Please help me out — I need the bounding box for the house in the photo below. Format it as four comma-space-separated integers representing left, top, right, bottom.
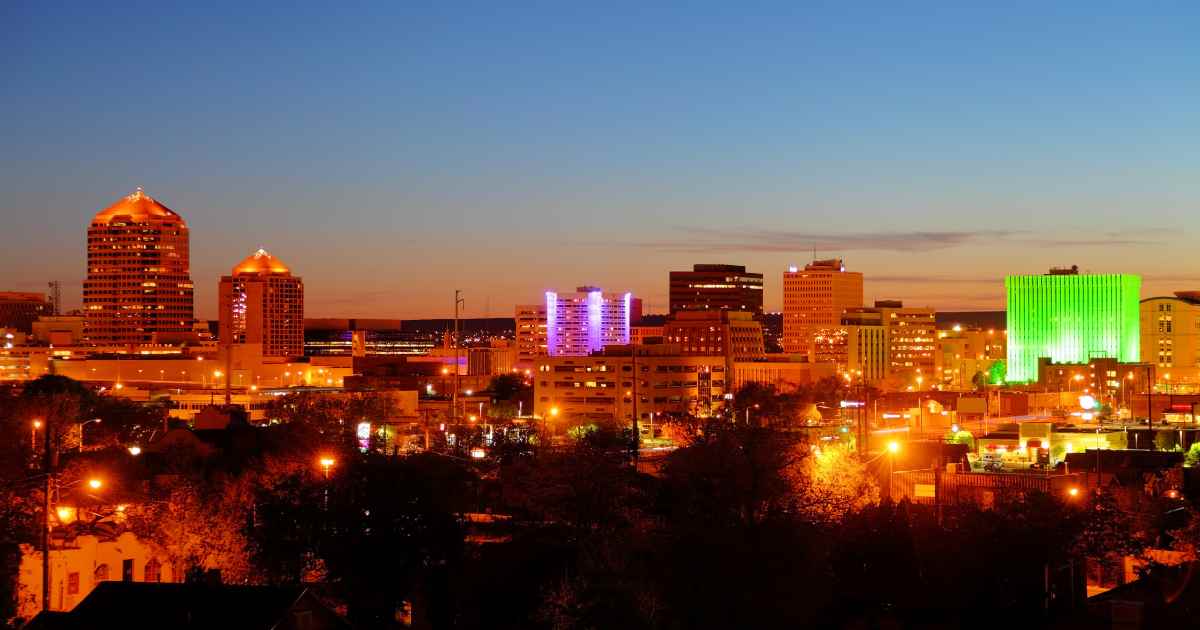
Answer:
17, 530, 176, 621
22, 582, 350, 629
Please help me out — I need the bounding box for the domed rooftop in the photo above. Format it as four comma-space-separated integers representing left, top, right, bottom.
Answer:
92, 187, 184, 224
233, 248, 292, 275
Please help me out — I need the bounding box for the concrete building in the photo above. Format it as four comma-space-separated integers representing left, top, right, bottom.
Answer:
630, 324, 665, 346
533, 344, 727, 426
545, 287, 631, 356
0, 292, 49, 333
218, 249, 304, 359
1006, 267, 1141, 383
782, 259, 863, 357
1140, 292, 1200, 390
83, 188, 195, 344
730, 356, 840, 392
876, 301, 937, 382
514, 304, 547, 367
32, 316, 87, 346
936, 326, 1007, 390
843, 309, 887, 384
663, 310, 764, 374
668, 264, 764, 317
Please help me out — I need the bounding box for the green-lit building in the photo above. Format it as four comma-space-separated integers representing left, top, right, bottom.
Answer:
1005, 267, 1140, 382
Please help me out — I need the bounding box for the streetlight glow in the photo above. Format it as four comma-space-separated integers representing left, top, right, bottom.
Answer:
87, 478, 102, 490
887, 441, 900, 454
128, 446, 142, 456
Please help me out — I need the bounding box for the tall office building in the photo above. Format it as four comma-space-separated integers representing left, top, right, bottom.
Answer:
874, 300, 937, 380
782, 259, 863, 356
1006, 267, 1140, 382
669, 264, 764, 316
663, 310, 765, 372
515, 303, 548, 367
1140, 291, 1200, 370
218, 249, 304, 359
545, 287, 631, 356
83, 188, 194, 344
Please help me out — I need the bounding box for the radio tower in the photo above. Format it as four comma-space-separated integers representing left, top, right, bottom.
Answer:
47, 281, 61, 316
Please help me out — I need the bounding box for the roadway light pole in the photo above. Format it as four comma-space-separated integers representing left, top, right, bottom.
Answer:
453, 290, 464, 422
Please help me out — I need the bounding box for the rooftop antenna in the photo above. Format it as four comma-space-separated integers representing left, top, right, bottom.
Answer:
47, 281, 61, 316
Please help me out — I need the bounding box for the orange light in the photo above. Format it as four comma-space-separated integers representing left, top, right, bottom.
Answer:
887, 441, 900, 454
1068, 487, 1080, 498
32, 419, 42, 429
319, 457, 335, 469
56, 507, 74, 523
127, 446, 141, 456
87, 478, 102, 490
549, 407, 560, 417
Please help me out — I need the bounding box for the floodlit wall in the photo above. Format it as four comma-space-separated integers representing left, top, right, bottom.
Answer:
1006, 274, 1140, 382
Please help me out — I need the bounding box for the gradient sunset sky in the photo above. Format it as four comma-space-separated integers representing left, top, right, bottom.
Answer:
3, 2, 1198, 319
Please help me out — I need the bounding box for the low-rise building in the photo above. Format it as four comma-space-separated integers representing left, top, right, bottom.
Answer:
533, 344, 727, 426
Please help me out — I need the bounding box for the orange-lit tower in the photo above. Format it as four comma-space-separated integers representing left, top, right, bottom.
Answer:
218, 249, 304, 359
782, 259, 863, 357
83, 188, 194, 343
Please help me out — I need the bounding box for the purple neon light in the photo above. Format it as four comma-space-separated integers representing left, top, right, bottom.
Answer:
545, 291, 558, 356
623, 293, 631, 344
587, 290, 603, 353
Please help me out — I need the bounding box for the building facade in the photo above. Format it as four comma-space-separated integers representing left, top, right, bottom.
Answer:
515, 304, 548, 367
83, 188, 195, 344
0, 292, 49, 333
545, 287, 631, 356
936, 326, 1007, 390
876, 301, 937, 381
534, 344, 727, 426
218, 249, 304, 359
1006, 268, 1141, 382
1140, 292, 1200, 371
782, 259, 863, 357
663, 310, 764, 372
668, 264, 764, 316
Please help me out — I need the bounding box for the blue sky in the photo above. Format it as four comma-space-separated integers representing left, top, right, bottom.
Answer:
2, 1, 1198, 317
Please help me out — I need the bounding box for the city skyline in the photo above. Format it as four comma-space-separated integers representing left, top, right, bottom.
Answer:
4, 3, 1199, 318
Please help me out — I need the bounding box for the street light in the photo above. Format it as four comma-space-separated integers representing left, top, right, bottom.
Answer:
87, 478, 102, 491
319, 457, 336, 479
79, 418, 102, 452
127, 446, 141, 456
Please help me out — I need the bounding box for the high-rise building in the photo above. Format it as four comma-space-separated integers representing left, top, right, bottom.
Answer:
1140, 291, 1200, 372
0, 292, 49, 333
875, 300, 937, 380
218, 249, 304, 359
782, 259, 863, 356
83, 188, 194, 344
669, 264, 764, 316
935, 325, 1007, 390
545, 287, 631, 356
515, 304, 548, 367
663, 310, 765, 372
1006, 267, 1141, 382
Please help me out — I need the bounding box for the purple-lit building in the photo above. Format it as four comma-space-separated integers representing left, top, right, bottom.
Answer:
545, 287, 632, 356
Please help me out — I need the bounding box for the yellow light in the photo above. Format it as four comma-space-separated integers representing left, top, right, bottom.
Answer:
32, 419, 41, 429
441, 367, 449, 375
1068, 487, 1079, 498
549, 407, 560, 417
88, 478, 102, 490
56, 507, 74, 523
887, 441, 900, 454
470, 447, 486, 459
469, 415, 478, 422
128, 446, 141, 456
319, 457, 336, 469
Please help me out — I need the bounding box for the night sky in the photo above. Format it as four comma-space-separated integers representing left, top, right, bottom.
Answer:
3, 1, 1198, 318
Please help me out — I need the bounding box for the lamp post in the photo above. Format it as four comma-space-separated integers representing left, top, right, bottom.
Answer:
78, 418, 101, 452
886, 440, 900, 501
31, 419, 41, 452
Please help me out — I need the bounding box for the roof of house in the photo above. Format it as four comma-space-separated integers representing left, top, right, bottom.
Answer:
24, 582, 350, 630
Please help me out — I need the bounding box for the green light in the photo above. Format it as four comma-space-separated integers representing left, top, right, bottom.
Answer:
1005, 273, 1140, 382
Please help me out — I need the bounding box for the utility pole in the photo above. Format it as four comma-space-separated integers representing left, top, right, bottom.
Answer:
41, 420, 56, 612
453, 290, 464, 421
631, 347, 639, 468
